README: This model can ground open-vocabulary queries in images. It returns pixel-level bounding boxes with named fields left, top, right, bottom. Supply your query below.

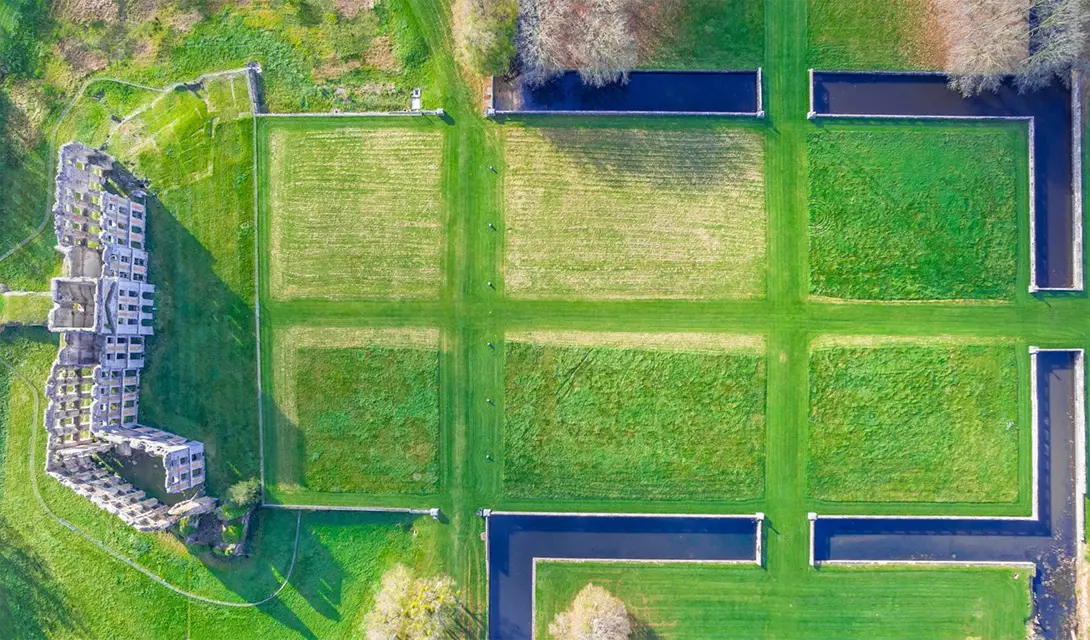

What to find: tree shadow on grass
left=629, top=613, right=663, bottom=640
left=0, top=515, right=88, bottom=639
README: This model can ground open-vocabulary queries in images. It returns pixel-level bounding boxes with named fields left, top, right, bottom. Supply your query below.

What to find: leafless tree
left=1017, top=0, right=1087, bottom=91
left=518, top=0, right=639, bottom=87
left=548, top=583, right=631, bottom=640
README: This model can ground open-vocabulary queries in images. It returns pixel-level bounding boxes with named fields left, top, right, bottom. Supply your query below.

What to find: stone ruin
left=43, top=142, right=214, bottom=531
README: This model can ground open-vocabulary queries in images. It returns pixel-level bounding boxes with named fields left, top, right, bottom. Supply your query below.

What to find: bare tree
left=548, top=583, right=631, bottom=640
left=518, top=0, right=639, bottom=87
left=363, top=564, right=457, bottom=640
left=1017, top=0, right=1087, bottom=91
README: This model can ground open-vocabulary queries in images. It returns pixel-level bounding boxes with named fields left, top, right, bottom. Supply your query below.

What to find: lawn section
left=268, top=326, right=441, bottom=501
left=808, top=123, right=1024, bottom=300
left=533, top=561, right=1031, bottom=639
left=639, top=0, right=764, bottom=70
left=502, top=123, right=766, bottom=300
left=808, top=338, right=1024, bottom=504
left=503, top=332, right=766, bottom=503
left=263, top=117, right=444, bottom=301
left=807, top=0, right=945, bottom=70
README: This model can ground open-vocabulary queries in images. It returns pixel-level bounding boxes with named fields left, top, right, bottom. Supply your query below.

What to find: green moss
left=808, top=343, right=1023, bottom=503
left=808, top=124, right=1022, bottom=300
left=504, top=342, right=766, bottom=502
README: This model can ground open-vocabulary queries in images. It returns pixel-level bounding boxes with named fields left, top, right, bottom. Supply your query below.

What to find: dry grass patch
left=507, top=331, right=764, bottom=353
left=503, top=126, right=765, bottom=300
left=266, top=124, right=444, bottom=301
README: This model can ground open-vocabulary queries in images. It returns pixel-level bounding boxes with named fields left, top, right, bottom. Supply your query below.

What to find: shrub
left=226, top=478, right=261, bottom=508
left=460, top=0, right=518, bottom=75
left=363, top=564, right=457, bottom=640
left=549, top=583, right=631, bottom=640
left=221, top=522, right=244, bottom=545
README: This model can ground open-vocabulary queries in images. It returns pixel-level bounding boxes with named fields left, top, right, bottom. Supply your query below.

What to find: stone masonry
left=44, top=142, right=210, bottom=531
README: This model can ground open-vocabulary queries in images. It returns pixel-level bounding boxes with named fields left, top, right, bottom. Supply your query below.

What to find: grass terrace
left=808, top=338, right=1028, bottom=508
left=260, top=118, right=445, bottom=301
left=502, top=124, right=766, bottom=300
left=808, top=123, right=1025, bottom=301
left=533, top=561, right=1032, bottom=639
left=267, top=326, right=441, bottom=503
left=502, top=332, right=766, bottom=506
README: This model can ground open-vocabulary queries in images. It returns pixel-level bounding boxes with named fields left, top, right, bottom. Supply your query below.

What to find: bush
left=221, top=522, right=244, bottom=545
left=461, top=0, right=518, bottom=75
left=226, top=478, right=261, bottom=508
left=549, top=583, right=631, bottom=640
left=363, top=564, right=457, bottom=640
left=177, top=516, right=197, bottom=536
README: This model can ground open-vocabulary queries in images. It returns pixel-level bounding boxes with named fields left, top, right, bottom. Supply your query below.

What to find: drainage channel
left=810, top=71, right=1082, bottom=291
left=811, top=349, right=1085, bottom=638
left=484, top=512, right=762, bottom=639
left=488, top=70, right=763, bottom=116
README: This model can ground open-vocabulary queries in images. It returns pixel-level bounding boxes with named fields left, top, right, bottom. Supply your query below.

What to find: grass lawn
left=0, top=142, right=60, bottom=292
left=503, top=124, right=766, bottom=300
left=262, top=118, right=445, bottom=301
left=808, top=339, right=1025, bottom=504
left=503, top=332, right=766, bottom=503
left=0, top=292, right=50, bottom=326
left=640, top=0, right=764, bottom=70
left=268, top=325, right=441, bottom=498
left=533, top=562, right=1031, bottom=639
left=807, top=0, right=944, bottom=70
left=808, top=123, right=1024, bottom=300
left=0, top=330, right=448, bottom=639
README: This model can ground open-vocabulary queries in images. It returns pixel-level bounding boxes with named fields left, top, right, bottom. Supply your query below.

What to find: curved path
left=810, top=71, right=1081, bottom=291
left=0, top=352, right=304, bottom=608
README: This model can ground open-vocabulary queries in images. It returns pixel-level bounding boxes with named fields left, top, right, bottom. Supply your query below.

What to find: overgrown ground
left=808, top=339, right=1027, bottom=505
left=807, top=0, right=946, bottom=69
left=503, top=333, right=766, bottom=503
left=533, top=562, right=1032, bottom=639
left=808, top=122, right=1024, bottom=300
left=502, top=123, right=766, bottom=300
left=268, top=326, right=441, bottom=499
left=263, top=118, right=445, bottom=301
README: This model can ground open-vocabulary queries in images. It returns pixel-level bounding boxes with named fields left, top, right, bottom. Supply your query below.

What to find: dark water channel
left=812, top=72, right=1076, bottom=289
left=813, top=350, right=1080, bottom=638
left=492, top=71, right=760, bottom=114
left=485, top=514, right=759, bottom=639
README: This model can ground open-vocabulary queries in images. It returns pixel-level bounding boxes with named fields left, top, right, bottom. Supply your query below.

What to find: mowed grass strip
left=503, top=126, right=765, bottom=300
left=533, top=562, right=1031, bottom=639
left=271, top=326, right=440, bottom=496
left=503, top=333, right=766, bottom=502
left=808, top=124, right=1022, bottom=300
left=267, top=124, right=443, bottom=301
left=808, top=340, right=1022, bottom=503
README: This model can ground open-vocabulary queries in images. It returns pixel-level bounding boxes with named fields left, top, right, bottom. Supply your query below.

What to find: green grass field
left=808, top=339, right=1025, bottom=504
left=268, top=326, right=440, bottom=498
left=261, top=118, right=444, bottom=300
left=503, top=333, right=766, bottom=503
left=533, top=562, right=1032, bottom=639
left=502, top=124, right=766, bottom=300
left=807, top=0, right=944, bottom=70
left=263, top=118, right=444, bottom=301
left=808, top=123, right=1024, bottom=300
left=641, top=0, right=765, bottom=70
left=0, top=292, right=50, bottom=327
